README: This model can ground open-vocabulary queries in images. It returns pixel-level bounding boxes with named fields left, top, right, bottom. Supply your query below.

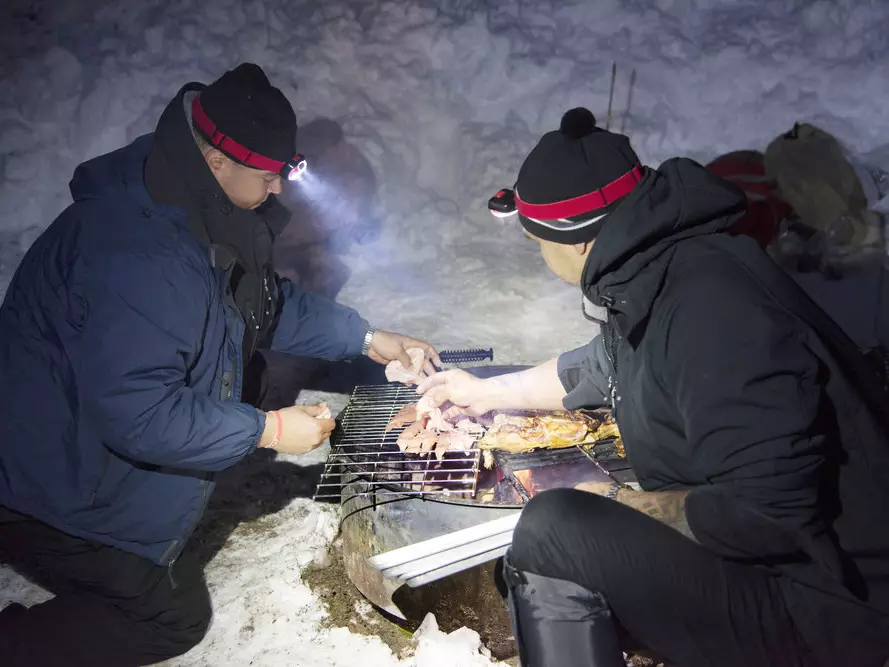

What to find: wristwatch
left=361, top=328, right=376, bottom=356
left=605, top=482, right=624, bottom=501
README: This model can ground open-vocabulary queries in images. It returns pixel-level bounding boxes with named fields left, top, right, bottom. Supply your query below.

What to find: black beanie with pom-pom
left=515, top=107, right=643, bottom=244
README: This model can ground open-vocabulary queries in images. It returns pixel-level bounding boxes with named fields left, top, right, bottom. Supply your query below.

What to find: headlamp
left=488, top=188, right=517, bottom=219
left=282, top=154, right=308, bottom=181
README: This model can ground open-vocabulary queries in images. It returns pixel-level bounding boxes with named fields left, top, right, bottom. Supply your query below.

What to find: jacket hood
left=68, top=134, right=156, bottom=210
left=581, top=158, right=746, bottom=332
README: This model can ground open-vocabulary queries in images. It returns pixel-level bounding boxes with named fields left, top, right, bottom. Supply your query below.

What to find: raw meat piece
left=410, top=430, right=438, bottom=455
left=392, top=398, right=487, bottom=458
left=438, top=430, right=476, bottom=459
left=434, top=432, right=452, bottom=460
left=385, top=348, right=427, bottom=386
left=419, top=431, right=438, bottom=455
left=433, top=419, right=485, bottom=458
left=430, top=419, right=485, bottom=459
left=396, top=417, right=438, bottom=454
left=386, top=403, right=418, bottom=432
left=396, top=419, right=427, bottom=450
left=415, top=394, right=437, bottom=419
left=425, top=407, right=450, bottom=432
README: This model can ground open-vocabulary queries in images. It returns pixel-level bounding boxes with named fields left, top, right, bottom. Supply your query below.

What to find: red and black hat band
left=515, top=164, right=644, bottom=244
left=515, top=163, right=643, bottom=220
left=191, top=94, right=285, bottom=173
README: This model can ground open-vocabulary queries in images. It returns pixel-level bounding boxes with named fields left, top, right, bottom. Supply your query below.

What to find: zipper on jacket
left=220, top=370, right=234, bottom=401
left=167, top=553, right=180, bottom=590
left=164, top=477, right=212, bottom=583
left=602, top=304, right=621, bottom=409
left=246, top=272, right=272, bottom=360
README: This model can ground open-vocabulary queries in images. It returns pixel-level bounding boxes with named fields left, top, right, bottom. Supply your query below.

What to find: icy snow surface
left=2, top=0, right=889, bottom=664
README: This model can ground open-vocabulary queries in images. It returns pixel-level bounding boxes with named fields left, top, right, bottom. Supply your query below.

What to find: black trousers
left=0, top=355, right=286, bottom=666
left=0, top=506, right=211, bottom=666
left=0, top=351, right=300, bottom=666
left=509, top=489, right=815, bottom=667
left=0, top=351, right=385, bottom=666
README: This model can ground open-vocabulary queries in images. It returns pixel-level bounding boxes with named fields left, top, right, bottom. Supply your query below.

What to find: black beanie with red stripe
left=196, top=63, right=297, bottom=166
left=516, top=108, right=643, bottom=244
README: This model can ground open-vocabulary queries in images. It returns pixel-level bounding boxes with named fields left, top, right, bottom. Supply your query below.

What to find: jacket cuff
left=249, top=408, right=267, bottom=452
left=349, top=318, right=371, bottom=358
left=557, top=340, right=610, bottom=410
left=557, top=346, right=588, bottom=393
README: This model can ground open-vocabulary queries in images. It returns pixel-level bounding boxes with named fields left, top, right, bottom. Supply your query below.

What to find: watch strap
left=361, top=328, right=376, bottom=356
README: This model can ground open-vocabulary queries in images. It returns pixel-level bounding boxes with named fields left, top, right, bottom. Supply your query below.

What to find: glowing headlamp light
left=282, top=154, right=308, bottom=181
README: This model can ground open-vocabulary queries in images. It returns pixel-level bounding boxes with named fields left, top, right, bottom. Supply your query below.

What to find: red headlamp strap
left=515, top=164, right=644, bottom=220
left=191, top=95, right=286, bottom=173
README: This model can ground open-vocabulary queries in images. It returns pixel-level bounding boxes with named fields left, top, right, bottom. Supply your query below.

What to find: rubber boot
left=501, top=551, right=626, bottom=667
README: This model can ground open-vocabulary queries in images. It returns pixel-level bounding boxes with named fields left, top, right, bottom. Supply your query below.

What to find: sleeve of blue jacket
left=269, top=274, right=368, bottom=360
left=71, top=252, right=264, bottom=471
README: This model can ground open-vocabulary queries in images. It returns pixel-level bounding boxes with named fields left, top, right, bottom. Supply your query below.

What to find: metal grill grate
left=314, top=385, right=483, bottom=501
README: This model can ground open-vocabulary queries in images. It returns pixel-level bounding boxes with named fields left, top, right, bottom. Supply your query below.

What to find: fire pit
left=314, top=366, right=635, bottom=648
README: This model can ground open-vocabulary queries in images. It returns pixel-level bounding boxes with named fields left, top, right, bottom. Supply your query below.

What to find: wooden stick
left=620, top=68, right=637, bottom=135
left=605, top=61, right=617, bottom=130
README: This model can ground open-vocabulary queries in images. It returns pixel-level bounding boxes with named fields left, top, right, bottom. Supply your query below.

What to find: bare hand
left=416, top=369, right=493, bottom=418
left=368, top=330, right=440, bottom=376
left=264, top=404, right=336, bottom=455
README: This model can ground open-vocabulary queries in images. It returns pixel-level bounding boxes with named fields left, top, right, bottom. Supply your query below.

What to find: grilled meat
left=478, top=412, right=598, bottom=453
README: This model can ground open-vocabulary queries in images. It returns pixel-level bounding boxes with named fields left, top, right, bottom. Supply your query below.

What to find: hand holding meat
left=260, top=404, right=336, bottom=454
left=385, top=348, right=429, bottom=385
left=369, top=331, right=440, bottom=376
left=416, top=369, right=495, bottom=417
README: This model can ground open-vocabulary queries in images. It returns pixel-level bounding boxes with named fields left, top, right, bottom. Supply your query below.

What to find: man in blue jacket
left=0, top=63, right=437, bottom=666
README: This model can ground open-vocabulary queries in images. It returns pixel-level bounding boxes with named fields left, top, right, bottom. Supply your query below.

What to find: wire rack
left=313, top=385, right=483, bottom=501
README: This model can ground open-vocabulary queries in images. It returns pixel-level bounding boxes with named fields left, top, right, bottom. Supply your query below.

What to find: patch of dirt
left=301, top=542, right=664, bottom=667
left=304, top=538, right=520, bottom=663
left=303, top=540, right=415, bottom=658
left=393, top=560, right=517, bottom=661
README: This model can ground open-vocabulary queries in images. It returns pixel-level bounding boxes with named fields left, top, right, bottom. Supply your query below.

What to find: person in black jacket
left=419, top=108, right=889, bottom=667
left=0, top=63, right=438, bottom=666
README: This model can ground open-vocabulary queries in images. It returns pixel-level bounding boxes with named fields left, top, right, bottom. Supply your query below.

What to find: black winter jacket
left=557, top=158, right=889, bottom=666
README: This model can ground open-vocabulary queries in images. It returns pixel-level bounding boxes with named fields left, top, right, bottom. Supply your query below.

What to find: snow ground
left=2, top=0, right=889, bottom=664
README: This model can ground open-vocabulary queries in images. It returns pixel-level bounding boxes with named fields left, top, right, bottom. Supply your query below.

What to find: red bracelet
left=266, top=410, right=282, bottom=449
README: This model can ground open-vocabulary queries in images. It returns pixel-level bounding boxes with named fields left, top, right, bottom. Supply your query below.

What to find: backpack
left=706, top=149, right=792, bottom=249
left=764, top=122, right=876, bottom=246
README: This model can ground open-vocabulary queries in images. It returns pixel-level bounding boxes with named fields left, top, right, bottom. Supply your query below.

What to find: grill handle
left=438, top=348, right=494, bottom=365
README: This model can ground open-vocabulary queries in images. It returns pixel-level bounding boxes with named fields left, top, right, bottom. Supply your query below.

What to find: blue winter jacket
left=0, top=134, right=367, bottom=564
